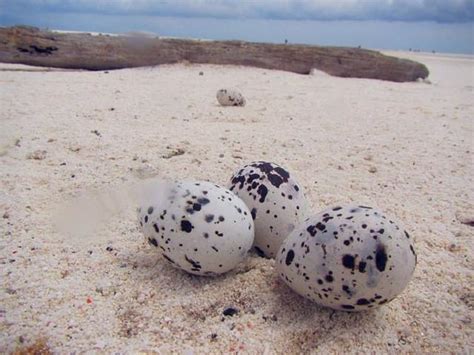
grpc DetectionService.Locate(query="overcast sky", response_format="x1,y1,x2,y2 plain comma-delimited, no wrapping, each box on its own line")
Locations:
1,0,473,53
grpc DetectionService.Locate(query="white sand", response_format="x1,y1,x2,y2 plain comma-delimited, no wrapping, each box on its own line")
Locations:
0,52,473,353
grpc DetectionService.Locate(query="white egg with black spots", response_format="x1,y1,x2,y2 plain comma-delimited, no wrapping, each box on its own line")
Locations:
216,88,246,107
228,161,308,258
138,181,254,276
276,204,417,311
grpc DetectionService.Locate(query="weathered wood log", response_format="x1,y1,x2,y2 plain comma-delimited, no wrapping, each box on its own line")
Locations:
0,26,429,82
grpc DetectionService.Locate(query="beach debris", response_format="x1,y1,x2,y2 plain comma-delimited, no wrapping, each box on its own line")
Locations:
228,161,309,258
162,147,185,159
5,288,16,295
276,204,417,311
199,71,204,76
26,150,47,160
216,89,246,107
456,212,474,227
12,338,52,355
223,307,239,316
91,130,101,137
447,243,461,252
138,180,254,275
262,314,278,322
68,145,81,152
96,281,117,296
368,166,377,173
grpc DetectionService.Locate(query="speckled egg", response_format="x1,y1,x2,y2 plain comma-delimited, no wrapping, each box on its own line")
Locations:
216,88,246,107
138,181,254,276
228,161,309,258
276,204,417,311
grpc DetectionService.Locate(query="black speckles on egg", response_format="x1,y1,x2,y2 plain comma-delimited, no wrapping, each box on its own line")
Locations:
307,225,318,236
341,305,355,310
316,222,325,231
197,197,210,205
148,237,158,247
256,184,268,203
342,254,356,269
409,244,417,264
184,254,201,270
181,220,194,233
342,285,354,296
285,250,295,265
356,298,370,306
251,208,257,220
375,244,388,272
162,254,175,264
325,275,334,283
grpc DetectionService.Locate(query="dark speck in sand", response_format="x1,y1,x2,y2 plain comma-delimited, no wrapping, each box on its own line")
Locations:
223,307,239,316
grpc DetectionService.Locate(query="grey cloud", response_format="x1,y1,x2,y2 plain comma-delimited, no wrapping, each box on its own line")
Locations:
1,0,473,23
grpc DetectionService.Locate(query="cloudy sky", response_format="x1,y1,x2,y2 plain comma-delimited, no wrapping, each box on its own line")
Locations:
1,0,473,53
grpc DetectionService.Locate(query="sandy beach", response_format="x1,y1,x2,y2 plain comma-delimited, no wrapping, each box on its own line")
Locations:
0,51,473,353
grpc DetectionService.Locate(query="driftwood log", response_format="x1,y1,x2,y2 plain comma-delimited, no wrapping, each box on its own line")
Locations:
0,26,429,82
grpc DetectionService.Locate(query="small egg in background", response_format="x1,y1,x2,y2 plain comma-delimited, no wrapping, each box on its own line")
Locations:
138,180,254,276
228,161,309,258
216,88,246,107
276,204,417,311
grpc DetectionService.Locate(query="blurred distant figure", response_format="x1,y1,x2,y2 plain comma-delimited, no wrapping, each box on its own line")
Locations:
284,39,288,44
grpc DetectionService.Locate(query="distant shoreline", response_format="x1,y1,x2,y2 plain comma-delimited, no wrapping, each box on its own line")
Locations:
39,28,471,59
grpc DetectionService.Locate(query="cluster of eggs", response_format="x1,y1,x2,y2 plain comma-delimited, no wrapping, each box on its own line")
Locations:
138,162,417,311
